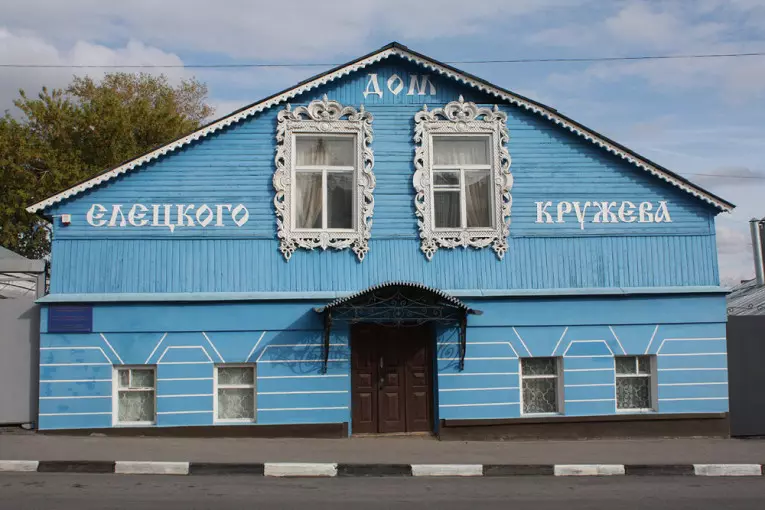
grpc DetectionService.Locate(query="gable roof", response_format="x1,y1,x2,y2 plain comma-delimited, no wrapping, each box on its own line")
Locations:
26,42,734,214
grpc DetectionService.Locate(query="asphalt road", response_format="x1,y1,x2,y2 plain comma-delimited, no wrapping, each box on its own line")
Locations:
1,474,764,509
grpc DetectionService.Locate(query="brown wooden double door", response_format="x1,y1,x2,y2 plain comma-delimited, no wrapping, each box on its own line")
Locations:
351,324,434,434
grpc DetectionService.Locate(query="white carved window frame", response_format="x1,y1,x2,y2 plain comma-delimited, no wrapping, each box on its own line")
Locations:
273,95,375,261
413,96,512,260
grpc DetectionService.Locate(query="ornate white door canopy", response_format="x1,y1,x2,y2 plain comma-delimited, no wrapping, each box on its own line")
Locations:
273,95,376,261
413,96,513,260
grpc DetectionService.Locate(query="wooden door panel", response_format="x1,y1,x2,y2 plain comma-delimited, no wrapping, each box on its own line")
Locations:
351,326,377,434
405,328,433,433
378,335,406,433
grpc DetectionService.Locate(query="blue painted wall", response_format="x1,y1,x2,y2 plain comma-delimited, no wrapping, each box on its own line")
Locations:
44,57,720,294
38,294,727,430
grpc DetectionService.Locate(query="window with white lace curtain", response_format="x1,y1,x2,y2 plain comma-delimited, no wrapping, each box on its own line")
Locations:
214,365,256,422
615,356,655,411
520,358,562,415
294,135,355,231
114,367,155,425
432,136,493,230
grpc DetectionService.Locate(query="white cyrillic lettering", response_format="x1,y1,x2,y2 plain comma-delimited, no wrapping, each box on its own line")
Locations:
215,204,232,226
176,204,195,227
639,202,654,223
536,201,554,223
127,204,149,227
195,205,214,227
363,73,383,98
151,204,176,232
86,204,107,227
387,74,404,95
573,201,591,230
618,201,636,223
593,201,618,223
231,204,249,227
107,204,127,227
407,75,436,96
556,201,572,223
655,201,672,223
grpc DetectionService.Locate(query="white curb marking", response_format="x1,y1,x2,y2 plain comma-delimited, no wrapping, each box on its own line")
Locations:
0,460,39,472
554,465,626,476
411,464,483,477
115,461,189,475
264,463,338,477
694,464,762,477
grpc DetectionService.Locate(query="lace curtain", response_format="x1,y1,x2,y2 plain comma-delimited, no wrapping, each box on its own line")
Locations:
217,367,255,421
521,358,559,414
615,356,653,410
117,368,155,423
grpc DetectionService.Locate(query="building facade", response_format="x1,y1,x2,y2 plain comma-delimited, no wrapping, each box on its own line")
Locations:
28,43,733,437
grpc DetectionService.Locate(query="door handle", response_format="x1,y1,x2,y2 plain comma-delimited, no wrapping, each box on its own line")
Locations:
379,356,384,369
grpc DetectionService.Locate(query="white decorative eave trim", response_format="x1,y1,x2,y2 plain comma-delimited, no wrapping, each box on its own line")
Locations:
26,45,733,214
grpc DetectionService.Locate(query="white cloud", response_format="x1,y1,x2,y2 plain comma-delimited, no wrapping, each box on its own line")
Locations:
0,28,186,113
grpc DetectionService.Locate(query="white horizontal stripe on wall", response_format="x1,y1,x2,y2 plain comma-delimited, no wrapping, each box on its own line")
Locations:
565,384,614,388
565,399,614,403
40,396,110,400
157,377,214,382
258,359,348,364
440,372,518,377
258,406,349,412
564,368,613,373
156,394,214,398
659,353,727,357
439,387,519,392
40,379,111,383
659,382,728,387
659,397,728,402
258,374,348,379
658,368,727,372
156,410,214,415
438,357,517,361
258,391,348,395
440,402,520,408
564,355,614,359
40,363,111,367
156,362,211,365
39,412,112,416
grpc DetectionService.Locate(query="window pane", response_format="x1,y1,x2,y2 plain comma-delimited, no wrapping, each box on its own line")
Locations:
218,388,255,420
118,370,130,388
465,170,492,228
522,358,557,376
131,369,154,389
118,391,154,422
523,378,558,413
433,137,489,165
433,191,460,228
637,356,651,374
296,136,354,167
295,172,323,229
433,171,460,187
218,367,254,386
617,377,651,409
327,172,354,229
615,357,637,375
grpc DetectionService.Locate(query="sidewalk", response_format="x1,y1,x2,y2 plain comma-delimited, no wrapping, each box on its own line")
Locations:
2,431,765,465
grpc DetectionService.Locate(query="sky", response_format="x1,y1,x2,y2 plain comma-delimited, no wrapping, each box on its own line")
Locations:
1,0,763,285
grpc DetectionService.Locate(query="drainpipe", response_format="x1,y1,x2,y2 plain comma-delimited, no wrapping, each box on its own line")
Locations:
750,218,765,286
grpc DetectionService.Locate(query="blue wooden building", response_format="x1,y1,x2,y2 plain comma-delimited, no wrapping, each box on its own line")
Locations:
27,43,734,437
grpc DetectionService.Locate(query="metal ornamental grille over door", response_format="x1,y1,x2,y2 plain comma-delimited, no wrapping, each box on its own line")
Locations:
314,281,481,372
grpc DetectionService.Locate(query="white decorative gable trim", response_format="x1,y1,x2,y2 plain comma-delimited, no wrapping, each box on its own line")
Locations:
26,44,733,214
413,96,512,260
273,96,375,261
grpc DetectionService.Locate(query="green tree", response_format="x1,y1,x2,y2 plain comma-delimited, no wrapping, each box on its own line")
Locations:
0,73,214,259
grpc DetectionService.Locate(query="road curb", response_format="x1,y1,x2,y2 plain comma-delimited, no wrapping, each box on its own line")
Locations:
0,461,763,477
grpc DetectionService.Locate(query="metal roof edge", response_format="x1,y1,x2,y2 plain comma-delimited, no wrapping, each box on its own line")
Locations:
36,286,728,304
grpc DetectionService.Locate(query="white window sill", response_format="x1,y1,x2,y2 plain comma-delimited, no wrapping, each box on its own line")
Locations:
520,412,561,418
616,409,656,414
114,421,156,427
214,419,257,425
